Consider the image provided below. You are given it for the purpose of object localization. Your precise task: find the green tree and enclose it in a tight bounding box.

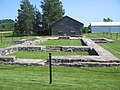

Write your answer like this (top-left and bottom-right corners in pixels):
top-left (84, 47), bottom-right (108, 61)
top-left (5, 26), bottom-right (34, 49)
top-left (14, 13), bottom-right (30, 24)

top-left (103, 18), bottom-right (113, 22)
top-left (82, 27), bottom-right (90, 33)
top-left (33, 7), bottom-right (42, 36)
top-left (0, 19), bottom-right (14, 31)
top-left (41, 0), bottom-right (65, 35)
top-left (14, 0), bottom-right (35, 36)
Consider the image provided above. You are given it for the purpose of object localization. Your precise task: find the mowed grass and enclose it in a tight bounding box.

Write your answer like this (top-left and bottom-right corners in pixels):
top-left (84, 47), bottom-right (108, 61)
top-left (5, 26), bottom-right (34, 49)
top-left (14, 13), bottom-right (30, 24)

top-left (38, 39), bottom-right (82, 46)
top-left (84, 33), bottom-right (120, 59)
top-left (0, 36), bottom-right (41, 48)
top-left (99, 41), bottom-right (120, 59)
top-left (6, 51), bottom-right (89, 59)
top-left (0, 65), bottom-right (120, 90)
top-left (0, 37), bottom-right (21, 48)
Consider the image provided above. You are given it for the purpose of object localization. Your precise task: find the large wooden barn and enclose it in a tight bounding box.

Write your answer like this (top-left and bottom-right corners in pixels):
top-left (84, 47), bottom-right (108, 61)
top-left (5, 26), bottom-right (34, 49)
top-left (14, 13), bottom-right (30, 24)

top-left (51, 16), bottom-right (84, 36)
top-left (90, 22), bottom-right (120, 33)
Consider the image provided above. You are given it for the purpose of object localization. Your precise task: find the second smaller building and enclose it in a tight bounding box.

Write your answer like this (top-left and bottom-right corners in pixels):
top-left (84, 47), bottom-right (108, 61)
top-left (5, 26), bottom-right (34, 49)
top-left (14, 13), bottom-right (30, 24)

top-left (90, 22), bottom-right (120, 33)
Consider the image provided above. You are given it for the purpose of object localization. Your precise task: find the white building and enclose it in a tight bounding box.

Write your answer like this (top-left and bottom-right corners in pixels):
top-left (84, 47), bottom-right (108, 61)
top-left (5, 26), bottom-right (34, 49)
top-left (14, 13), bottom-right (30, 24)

top-left (90, 22), bottom-right (120, 33)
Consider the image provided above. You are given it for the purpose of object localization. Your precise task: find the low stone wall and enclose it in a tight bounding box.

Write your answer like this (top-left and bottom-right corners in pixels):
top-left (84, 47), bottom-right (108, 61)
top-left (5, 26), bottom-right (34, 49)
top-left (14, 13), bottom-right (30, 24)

top-left (51, 56), bottom-right (120, 67)
top-left (45, 46), bottom-right (61, 51)
top-left (57, 36), bottom-right (82, 40)
top-left (18, 46), bottom-right (42, 51)
top-left (17, 46), bottom-right (90, 52)
top-left (0, 47), bottom-right (18, 56)
top-left (51, 56), bottom-right (120, 63)
top-left (55, 63), bottom-right (120, 67)
top-left (91, 38), bottom-right (114, 43)
top-left (21, 38), bottom-right (48, 46)
top-left (11, 38), bottom-right (48, 45)
top-left (0, 56), bottom-right (16, 63)
top-left (12, 59), bottom-right (47, 66)
top-left (58, 36), bottom-right (70, 39)
top-left (0, 38), bottom-right (48, 55)
top-left (11, 39), bottom-right (28, 44)
top-left (61, 46), bottom-right (90, 52)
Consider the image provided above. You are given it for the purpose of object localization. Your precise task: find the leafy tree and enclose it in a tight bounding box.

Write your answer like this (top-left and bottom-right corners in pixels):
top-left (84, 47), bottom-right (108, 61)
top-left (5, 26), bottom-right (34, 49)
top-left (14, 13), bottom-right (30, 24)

top-left (0, 19), bottom-right (14, 31)
top-left (0, 19), bottom-right (14, 24)
top-left (82, 27), bottom-right (90, 33)
top-left (33, 7), bottom-right (42, 36)
top-left (40, 0), bottom-right (65, 35)
top-left (14, 0), bottom-right (35, 36)
top-left (103, 18), bottom-right (113, 22)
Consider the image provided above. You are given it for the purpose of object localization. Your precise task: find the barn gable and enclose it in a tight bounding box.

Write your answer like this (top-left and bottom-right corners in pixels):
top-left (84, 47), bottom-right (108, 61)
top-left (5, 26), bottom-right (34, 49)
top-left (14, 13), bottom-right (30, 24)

top-left (51, 16), bottom-right (84, 36)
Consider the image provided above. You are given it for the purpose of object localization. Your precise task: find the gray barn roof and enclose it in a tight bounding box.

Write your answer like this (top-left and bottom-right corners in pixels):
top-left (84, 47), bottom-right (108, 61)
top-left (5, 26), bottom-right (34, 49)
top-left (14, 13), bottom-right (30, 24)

top-left (91, 22), bottom-right (120, 26)
top-left (52, 16), bottom-right (84, 27)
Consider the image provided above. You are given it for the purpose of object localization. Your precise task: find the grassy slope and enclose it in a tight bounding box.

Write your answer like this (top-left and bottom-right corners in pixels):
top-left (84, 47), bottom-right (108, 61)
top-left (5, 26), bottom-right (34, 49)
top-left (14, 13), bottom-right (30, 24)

top-left (0, 65), bottom-right (120, 90)
top-left (84, 33), bottom-right (120, 59)
top-left (38, 40), bottom-right (82, 46)
top-left (6, 51), bottom-right (89, 59)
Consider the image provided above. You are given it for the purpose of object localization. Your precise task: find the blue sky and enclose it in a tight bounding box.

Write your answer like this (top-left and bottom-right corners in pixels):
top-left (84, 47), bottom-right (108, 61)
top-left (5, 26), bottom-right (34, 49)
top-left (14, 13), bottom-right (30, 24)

top-left (0, 0), bottom-right (120, 26)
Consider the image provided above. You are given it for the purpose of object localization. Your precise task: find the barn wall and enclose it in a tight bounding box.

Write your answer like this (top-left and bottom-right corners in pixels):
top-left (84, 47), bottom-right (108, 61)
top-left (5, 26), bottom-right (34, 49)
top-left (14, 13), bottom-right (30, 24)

top-left (52, 16), bottom-right (83, 36)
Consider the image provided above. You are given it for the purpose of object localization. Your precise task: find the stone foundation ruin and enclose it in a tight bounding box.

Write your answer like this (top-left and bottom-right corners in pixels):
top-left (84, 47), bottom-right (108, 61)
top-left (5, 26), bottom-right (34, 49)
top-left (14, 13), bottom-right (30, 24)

top-left (0, 36), bottom-right (120, 67)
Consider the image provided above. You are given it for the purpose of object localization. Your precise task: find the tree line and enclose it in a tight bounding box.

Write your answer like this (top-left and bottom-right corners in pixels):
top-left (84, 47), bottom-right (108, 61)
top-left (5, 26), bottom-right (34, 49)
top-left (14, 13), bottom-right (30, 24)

top-left (14, 0), bottom-right (65, 36)
top-left (0, 19), bottom-right (14, 31)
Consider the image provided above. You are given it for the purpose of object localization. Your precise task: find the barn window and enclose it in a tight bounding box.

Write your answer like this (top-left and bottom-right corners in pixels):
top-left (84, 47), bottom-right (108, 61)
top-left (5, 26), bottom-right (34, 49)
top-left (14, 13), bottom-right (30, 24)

top-left (70, 30), bottom-right (75, 34)
top-left (58, 30), bottom-right (63, 34)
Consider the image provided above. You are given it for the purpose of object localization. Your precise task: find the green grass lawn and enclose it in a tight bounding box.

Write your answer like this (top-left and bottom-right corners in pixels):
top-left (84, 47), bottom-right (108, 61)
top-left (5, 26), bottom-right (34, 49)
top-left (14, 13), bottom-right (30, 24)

top-left (0, 65), bottom-right (120, 90)
top-left (0, 37), bottom-right (21, 48)
top-left (6, 51), bottom-right (89, 59)
top-left (84, 33), bottom-right (120, 59)
top-left (99, 41), bottom-right (120, 59)
top-left (84, 33), bottom-right (120, 40)
top-left (38, 39), bottom-right (82, 46)
top-left (0, 36), bottom-right (41, 48)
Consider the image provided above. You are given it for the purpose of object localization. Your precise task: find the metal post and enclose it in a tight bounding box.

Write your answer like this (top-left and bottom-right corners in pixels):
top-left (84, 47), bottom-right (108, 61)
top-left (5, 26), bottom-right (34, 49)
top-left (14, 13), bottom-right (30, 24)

top-left (1, 36), bottom-right (2, 43)
top-left (49, 53), bottom-right (52, 84)
top-left (116, 33), bottom-right (118, 40)
top-left (12, 32), bottom-right (14, 41)
top-left (110, 33), bottom-right (112, 39)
